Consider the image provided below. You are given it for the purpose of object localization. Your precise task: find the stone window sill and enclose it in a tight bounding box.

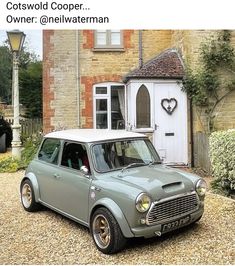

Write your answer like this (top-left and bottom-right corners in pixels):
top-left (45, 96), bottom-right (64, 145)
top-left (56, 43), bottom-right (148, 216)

top-left (92, 48), bottom-right (125, 52)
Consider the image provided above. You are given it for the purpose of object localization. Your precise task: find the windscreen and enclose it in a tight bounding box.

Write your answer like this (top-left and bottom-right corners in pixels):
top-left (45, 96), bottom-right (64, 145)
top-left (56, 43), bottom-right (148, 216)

top-left (92, 139), bottom-right (160, 172)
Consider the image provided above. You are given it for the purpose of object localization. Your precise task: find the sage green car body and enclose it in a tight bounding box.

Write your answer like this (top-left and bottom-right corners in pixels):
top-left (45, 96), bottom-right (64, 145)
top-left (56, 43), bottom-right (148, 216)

top-left (22, 129), bottom-right (205, 239)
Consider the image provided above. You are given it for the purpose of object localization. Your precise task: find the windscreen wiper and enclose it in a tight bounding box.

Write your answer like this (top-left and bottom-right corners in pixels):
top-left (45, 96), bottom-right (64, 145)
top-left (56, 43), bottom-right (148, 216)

top-left (148, 160), bottom-right (162, 166)
top-left (121, 162), bottom-right (147, 173)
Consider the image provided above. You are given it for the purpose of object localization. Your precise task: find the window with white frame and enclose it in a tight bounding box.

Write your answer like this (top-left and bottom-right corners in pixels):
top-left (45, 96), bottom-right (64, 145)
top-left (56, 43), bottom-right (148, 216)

top-left (93, 83), bottom-right (125, 129)
top-left (95, 30), bottom-right (123, 49)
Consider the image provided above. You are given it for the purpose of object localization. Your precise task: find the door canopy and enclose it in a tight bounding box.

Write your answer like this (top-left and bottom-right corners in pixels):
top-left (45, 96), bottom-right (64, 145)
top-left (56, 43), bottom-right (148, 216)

top-left (123, 49), bottom-right (184, 82)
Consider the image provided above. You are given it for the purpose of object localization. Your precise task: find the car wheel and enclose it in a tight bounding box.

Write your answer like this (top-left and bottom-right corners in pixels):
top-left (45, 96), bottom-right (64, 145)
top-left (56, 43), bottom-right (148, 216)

top-left (20, 179), bottom-right (41, 212)
top-left (0, 133), bottom-right (7, 153)
top-left (91, 207), bottom-right (127, 254)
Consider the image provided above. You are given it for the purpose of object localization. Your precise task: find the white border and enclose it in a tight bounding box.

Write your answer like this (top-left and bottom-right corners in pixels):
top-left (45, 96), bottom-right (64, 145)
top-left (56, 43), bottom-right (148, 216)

top-left (0, 0), bottom-right (235, 29)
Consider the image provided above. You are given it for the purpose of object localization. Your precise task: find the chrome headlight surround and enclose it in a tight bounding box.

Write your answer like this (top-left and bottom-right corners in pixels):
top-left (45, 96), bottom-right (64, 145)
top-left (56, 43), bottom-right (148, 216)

top-left (135, 193), bottom-right (152, 213)
top-left (196, 179), bottom-right (207, 196)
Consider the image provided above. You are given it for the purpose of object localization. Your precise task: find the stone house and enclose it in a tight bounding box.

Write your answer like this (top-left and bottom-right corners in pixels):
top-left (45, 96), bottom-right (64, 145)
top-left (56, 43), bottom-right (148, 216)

top-left (43, 30), bottom-right (235, 170)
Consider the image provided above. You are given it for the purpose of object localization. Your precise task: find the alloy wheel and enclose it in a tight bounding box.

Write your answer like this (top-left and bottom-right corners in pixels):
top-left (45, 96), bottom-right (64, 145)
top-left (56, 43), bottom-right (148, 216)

top-left (92, 214), bottom-right (111, 249)
top-left (21, 183), bottom-right (32, 208)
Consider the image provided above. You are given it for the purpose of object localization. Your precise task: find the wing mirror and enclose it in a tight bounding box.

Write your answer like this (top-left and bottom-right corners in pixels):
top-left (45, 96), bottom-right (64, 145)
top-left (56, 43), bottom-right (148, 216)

top-left (80, 165), bottom-right (90, 177)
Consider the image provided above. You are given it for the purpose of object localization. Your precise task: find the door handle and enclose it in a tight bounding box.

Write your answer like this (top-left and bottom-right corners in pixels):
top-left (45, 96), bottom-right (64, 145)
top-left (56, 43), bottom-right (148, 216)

top-left (155, 124), bottom-right (159, 130)
top-left (53, 173), bottom-right (60, 179)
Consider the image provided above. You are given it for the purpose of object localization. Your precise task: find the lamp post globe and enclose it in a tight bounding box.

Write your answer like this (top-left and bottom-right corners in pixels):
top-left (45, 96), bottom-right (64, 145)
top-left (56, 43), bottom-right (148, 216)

top-left (7, 30), bottom-right (26, 159)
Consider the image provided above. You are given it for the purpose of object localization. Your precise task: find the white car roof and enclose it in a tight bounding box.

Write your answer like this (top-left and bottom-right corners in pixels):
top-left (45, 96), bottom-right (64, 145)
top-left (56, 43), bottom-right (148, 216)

top-left (45, 129), bottom-right (147, 143)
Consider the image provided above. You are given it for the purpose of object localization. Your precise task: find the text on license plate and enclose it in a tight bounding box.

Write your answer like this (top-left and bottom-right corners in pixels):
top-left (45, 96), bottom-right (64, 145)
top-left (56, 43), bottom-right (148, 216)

top-left (162, 216), bottom-right (190, 232)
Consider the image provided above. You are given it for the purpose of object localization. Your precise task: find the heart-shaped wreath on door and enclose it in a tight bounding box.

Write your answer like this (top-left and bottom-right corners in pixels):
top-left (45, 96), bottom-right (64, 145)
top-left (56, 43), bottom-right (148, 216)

top-left (161, 98), bottom-right (178, 115)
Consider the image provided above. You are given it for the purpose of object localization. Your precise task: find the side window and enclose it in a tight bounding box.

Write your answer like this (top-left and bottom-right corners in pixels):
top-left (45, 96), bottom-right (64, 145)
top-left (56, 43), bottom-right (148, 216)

top-left (61, 142), bottom-right (90, 171)
top-left (38, 138), bottom-right (61, 165)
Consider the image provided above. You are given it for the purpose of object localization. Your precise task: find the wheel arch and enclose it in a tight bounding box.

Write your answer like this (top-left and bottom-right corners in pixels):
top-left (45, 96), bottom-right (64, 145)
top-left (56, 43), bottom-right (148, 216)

top-left (21, 172), bottom-right (40, 202)
top-left (89, 198), bottom-right (134, 238)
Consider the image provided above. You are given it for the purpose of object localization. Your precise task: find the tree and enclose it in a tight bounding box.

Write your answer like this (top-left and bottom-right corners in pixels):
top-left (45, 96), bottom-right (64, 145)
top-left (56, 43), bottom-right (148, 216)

top-left (19, 61), bottom-right (42, 118)
top-left (0, 45), bottom-right (12, 103)
top-left (0, 41), bottom-right (42, 118)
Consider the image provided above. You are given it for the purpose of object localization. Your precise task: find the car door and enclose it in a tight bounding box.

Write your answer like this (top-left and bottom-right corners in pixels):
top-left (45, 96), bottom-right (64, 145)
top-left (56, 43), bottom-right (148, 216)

top-left (36, 138), bottom-right (92, 223)
top-left (52, 141), bottom-right (92, 223)
top-left (35, 137), bottom-right (63, 206)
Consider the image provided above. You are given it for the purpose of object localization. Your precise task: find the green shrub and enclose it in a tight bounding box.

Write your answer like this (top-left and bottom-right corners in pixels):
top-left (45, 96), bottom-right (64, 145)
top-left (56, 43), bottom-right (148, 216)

top-left (0, 134), bottom-right (42, 173)
top-left (0, 156), bottom-right (19, 173)
top-left (19, 135), bottom-right (42, 169)
top-left (209, 129), bottom-right (235, 196)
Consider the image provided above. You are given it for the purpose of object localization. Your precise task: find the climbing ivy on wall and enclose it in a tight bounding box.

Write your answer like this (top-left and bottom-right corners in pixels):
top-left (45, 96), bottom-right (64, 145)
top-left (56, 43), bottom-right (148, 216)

top-left (182, 30), bottom-right (235, 132)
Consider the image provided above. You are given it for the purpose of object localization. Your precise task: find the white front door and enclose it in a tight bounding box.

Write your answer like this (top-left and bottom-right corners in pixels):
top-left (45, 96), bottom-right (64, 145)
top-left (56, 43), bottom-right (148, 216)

top-left (153, 82), bottom-right (188, 165)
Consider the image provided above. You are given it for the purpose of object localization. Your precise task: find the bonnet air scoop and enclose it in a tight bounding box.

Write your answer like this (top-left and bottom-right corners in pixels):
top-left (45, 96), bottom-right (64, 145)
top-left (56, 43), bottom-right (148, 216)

top-left (162, 182), bottom-right (184, 193)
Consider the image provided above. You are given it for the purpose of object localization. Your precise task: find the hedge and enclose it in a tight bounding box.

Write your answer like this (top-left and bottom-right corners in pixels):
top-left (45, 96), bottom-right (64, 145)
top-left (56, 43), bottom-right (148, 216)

top-left (209, 129), bottom-right (235, 196)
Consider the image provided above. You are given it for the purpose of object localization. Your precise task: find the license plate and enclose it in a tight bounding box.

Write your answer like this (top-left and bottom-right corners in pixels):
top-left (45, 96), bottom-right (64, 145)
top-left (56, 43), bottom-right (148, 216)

top-left (162, 216), bottom-right (191, 233)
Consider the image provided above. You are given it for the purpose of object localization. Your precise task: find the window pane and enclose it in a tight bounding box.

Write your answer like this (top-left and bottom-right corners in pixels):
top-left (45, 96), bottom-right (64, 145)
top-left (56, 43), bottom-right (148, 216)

top-left (38, 138), bottom-right (60, 164)
top-left (96, 30), bottom-right (107, 45)
top-left (136, 85), bottom-right (151, 128)
top-left (111, 85), bottom-right (125, 129)
top-left (111, 30), bottom-right (121, 45)
top-left (61, 142), bottom-right (90, 171)
top-left (96, 99), bottom-right (108, 129)
top-left (96, 87), bottom-right (107, 94)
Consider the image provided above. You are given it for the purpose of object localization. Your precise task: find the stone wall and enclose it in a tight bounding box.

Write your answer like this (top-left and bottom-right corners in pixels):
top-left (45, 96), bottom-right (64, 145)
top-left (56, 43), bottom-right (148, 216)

top-left (43, 30), bottom-right (235, 132)
top-left (43, 30), bottom-right (79, 133)
top-left (172, 30), bottom-right (235, 133)
top-left (142, 30), bottom-right (172, 62)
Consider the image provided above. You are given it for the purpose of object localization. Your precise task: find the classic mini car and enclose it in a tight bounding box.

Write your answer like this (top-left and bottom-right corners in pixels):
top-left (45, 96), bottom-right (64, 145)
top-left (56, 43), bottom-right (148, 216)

top-left (20, 129), bottom-right (207, 254)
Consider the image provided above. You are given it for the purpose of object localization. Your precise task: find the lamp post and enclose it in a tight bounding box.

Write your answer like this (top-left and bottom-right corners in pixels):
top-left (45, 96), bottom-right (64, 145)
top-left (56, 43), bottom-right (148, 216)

top-left (7, 30), bottom-right (26, 159)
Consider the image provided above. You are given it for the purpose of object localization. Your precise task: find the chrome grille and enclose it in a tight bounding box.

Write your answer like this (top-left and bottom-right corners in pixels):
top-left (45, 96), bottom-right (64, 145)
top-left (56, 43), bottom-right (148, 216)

top-left (146, 192), bottom-right (199, 225)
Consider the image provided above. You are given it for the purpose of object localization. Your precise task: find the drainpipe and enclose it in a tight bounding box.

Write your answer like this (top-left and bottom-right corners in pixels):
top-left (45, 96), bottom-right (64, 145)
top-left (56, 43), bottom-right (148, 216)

top-left (190, 99), bottom-right (194, 167)
top-left (139, 30), bottom-right (143, 68)
top-left (76, 30), bottom-right (80, 128)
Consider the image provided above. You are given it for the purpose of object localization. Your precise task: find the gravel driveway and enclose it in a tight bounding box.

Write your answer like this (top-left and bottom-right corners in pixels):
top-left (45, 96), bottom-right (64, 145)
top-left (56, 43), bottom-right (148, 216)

top-left (0, 171), bottom-right (234, 265)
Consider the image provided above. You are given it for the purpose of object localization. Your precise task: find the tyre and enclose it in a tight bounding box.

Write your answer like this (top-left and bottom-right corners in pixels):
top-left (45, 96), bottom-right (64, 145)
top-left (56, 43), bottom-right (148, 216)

top-left (0, 133), bottom-right (7, 153)
top-left (20, 179), bottom-right (41, 212)
top-left (91, 207), bottom-right (127, 254)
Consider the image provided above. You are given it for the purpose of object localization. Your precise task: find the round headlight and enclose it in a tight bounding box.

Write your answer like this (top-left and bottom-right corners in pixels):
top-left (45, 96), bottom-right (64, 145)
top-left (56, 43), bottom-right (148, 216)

top-left (136, 193), bottom-right (151, 213)
top-left (196, 179), bottom-right (207, 196)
